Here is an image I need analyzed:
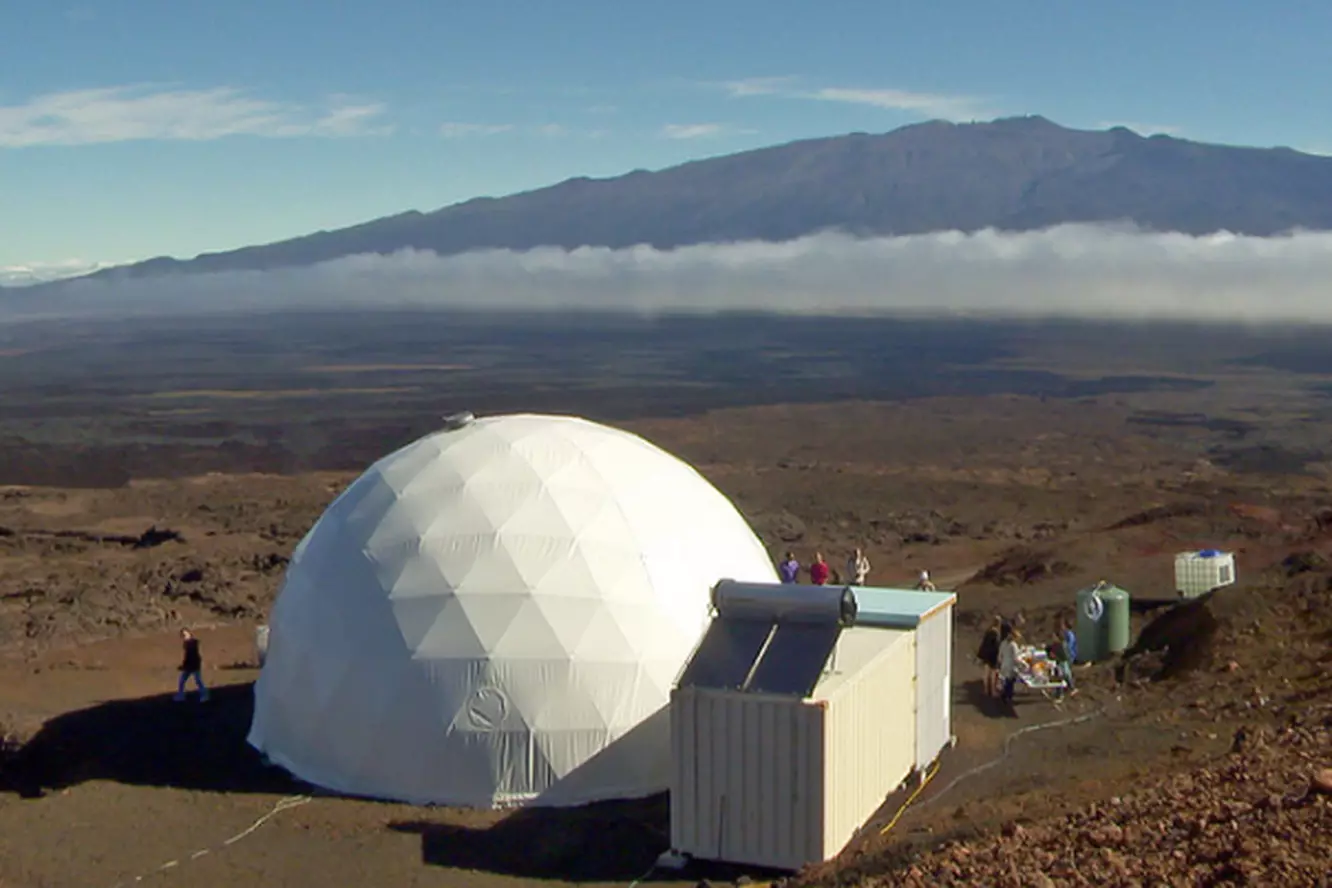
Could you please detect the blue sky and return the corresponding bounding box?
[4,0,1332,277]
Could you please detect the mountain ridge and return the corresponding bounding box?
[43,115,1332,286]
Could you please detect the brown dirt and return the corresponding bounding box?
[1,393,1331,887]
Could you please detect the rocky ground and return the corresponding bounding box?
[1,393,1330,886]
[873,722,1332,887]
[0,473,334,658]
[797,500,1332,887]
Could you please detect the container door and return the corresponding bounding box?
[913,609,952,769]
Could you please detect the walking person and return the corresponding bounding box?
[809,552,830,585]
[778,551,801,584]
[175,628,209,702]
[846,548,871,586]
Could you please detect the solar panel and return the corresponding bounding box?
[744,622,841,697]
[676,618,773,690]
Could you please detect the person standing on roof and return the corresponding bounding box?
[809,552,830,585]
[175,628,209,702]
[846,548,871,586]
[778,551,800,584]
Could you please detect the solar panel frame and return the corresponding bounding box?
[676,618,773,690]
[743,622,842,697]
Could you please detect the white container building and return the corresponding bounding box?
[1174,549,1236,599]
[667,581,956,871]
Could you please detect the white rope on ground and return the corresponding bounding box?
[108,794,312,887]
[915,706,1108,811]
[220,793,311,846]
[626,861,657,888]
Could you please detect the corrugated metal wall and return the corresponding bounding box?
[820,632,917,857]
[913,605,953,770]
[670,630,921,870]
[670,687,826,870]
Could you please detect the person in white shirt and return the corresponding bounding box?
[914,569,936,591]
[846,548,871,586]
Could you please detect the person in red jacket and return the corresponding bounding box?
[809,551,830,585]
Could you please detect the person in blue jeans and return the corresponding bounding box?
[1057,616,1077,695]
[175,628,209,701]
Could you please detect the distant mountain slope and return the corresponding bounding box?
[73,116,1332,282]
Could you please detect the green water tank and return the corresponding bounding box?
[1074,581,1131,663]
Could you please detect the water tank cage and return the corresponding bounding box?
[1175,550,1236,599]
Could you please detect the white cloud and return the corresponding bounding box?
[721,77,992,121]
[1097,120,1183,136]
[721,76,800,97]
[436,122,609,140]
[11,225,1332,326]
[439,122,513,138]
[0,85,390,147]
[661,123,725,140]
[314,100,392,137]
[806,87,989,119]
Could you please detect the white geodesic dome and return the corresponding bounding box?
[247,413,777,808]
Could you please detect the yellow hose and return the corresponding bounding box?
[878,760,941,837]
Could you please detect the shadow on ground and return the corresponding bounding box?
[389,795,671,882]
[1,682,301,799]
[962,678,1020,719]
[1118,594,1221,682]
[388,794,788,884]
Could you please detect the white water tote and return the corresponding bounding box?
[1174,550,1236,598]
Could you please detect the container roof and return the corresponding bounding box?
[852,587,957,629]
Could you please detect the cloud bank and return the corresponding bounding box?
[6,224,1332,325]
[0,258,121,285]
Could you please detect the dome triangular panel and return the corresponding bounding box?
[392,594,479,655]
